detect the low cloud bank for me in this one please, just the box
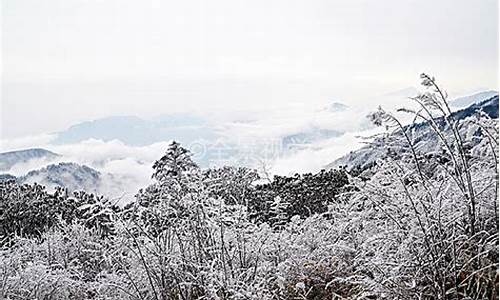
[269,127,383,176]
[0,103,387,201]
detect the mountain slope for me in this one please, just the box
[17,162,146,203]
[0,174,16,182]
[0,148,60,171]
[327,95,499,173]
[450,90,498,108]
[19,162,102,193]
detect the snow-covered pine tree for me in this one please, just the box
[151,140,198,182]
[129,141,201,237]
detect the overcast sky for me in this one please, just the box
[1,0,498,138]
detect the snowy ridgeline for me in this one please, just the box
[0,148,59,171]
[0,78,498,299]
[328,94,499,174]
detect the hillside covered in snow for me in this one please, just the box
[327,94,499,174]
[0,148,59,171]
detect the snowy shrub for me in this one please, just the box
[351,74,499,299]
[0,224,112,299]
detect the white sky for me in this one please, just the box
[1,0,498,138]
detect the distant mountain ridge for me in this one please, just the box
[321,102,349,113]
[0,174,16,182]
[0,148,60,171]
[1,160,147,203]
[52,114,219,146]
[282,128,341,151]
[19,162,102,193]
[450,90,498,108]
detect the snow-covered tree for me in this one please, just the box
[203,166,259,205]
[152,140,198,182]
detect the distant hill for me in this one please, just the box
[52,114,219,146]
[16,162,145,203]
[19,162,102,193]
[320,102,349,113]
[0,174,16,182]
[282,128,342,151]
[0,148,60,171]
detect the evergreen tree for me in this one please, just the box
[151,141,198,182]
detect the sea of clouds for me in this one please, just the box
[0,90,431,203]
